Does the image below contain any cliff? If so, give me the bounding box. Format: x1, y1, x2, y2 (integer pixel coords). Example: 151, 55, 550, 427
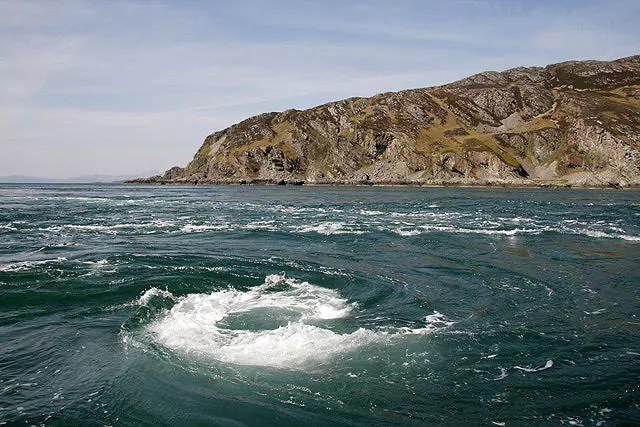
132, 55, 640, 187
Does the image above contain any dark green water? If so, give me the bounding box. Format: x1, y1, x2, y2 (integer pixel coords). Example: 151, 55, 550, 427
1, 184, 639, 426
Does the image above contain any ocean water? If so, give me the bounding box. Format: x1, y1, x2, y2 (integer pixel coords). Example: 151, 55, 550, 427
1, 184, 639, 426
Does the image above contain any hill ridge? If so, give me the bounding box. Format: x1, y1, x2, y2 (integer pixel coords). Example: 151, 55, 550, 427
131, 55, 640, 187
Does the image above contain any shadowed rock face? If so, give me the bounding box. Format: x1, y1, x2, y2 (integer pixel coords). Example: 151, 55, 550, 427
133, 55, 640, 187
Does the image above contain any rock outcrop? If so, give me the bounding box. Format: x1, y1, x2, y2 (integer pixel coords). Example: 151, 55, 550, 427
130, 55, 640, 187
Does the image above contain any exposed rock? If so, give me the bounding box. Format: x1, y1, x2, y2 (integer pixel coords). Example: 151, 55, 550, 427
163, 166, 185, 180
130, 55, 640, 187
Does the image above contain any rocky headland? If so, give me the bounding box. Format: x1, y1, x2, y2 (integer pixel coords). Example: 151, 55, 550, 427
130, 55, 640, 187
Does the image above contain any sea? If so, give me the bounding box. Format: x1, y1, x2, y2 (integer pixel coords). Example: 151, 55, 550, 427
1, 183, 639, 426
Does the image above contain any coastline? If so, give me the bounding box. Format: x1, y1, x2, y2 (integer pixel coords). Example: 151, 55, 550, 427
124, 178, 640, 189
128, 56, 640, 196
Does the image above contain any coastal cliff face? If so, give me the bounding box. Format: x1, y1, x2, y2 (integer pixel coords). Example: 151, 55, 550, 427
138, 55, 640, 187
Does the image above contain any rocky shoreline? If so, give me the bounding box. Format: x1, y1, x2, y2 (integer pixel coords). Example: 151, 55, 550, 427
126, 176, 639, 189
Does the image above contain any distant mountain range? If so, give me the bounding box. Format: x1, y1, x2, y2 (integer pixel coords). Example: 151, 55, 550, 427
131, 55, 640, 188
0, 171, 160, 184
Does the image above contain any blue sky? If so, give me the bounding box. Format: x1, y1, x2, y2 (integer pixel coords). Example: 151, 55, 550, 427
1, 0, 639, 178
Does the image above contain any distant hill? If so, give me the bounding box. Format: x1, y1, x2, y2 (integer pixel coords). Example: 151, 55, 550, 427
1, 171, 160, 184
132, 55, 640, 187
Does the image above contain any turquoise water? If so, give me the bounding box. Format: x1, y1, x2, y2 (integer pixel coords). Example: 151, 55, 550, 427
1, 184, 639, 426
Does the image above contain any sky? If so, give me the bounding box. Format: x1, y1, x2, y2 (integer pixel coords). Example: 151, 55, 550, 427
1, 0, 639, 178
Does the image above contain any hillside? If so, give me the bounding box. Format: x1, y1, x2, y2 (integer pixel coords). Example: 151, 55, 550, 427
132, 55, 640, 187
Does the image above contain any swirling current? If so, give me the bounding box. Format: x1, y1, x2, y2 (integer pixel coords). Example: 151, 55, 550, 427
1, 184, 639, 425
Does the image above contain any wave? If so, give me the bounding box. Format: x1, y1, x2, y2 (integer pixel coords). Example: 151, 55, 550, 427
387, 224, 640, 241
0, 257, 68, 272
138, 287, 178, 306
42, 221, 175, 234
30, 211, 639, 241
580, 230, 640, 241
83, 258, 109, 265
291, 222, 366, 235
412, 225, 539, 236
0, 223, 18, 232
180, 224, 230, 233
514, 360, 554, 372
134, 275, 451, 369
240, 203, 345, 215
36, 242, 79, 252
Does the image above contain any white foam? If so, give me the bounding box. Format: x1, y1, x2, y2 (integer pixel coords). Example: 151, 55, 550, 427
418, 225, 537, 236
582, 230, 640, 241
0, 257, 67, 272
359, 210, 385, 216
391, 311, 455, 335
43, 221, 175, 234
514, 359, 553, 372
0, 224, 17, 232
84, 259, 109, 265
182, 323, 381, 368
138, 287, 177, 306
144, 275, 448, 369
180, 224, 229, 233
493, 367, 508, 381
422, 311, 456, 330
292, 222, 365, 235
36, 242, 78, 252
243, 220, 277, 230
584, 308, 606, 315
391, 228, 422, 236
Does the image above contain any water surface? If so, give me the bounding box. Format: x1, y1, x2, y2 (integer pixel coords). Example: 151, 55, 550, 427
1, 184, 639, 425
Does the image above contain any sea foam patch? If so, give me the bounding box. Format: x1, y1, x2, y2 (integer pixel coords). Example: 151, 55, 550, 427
141, 275, 448, 369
